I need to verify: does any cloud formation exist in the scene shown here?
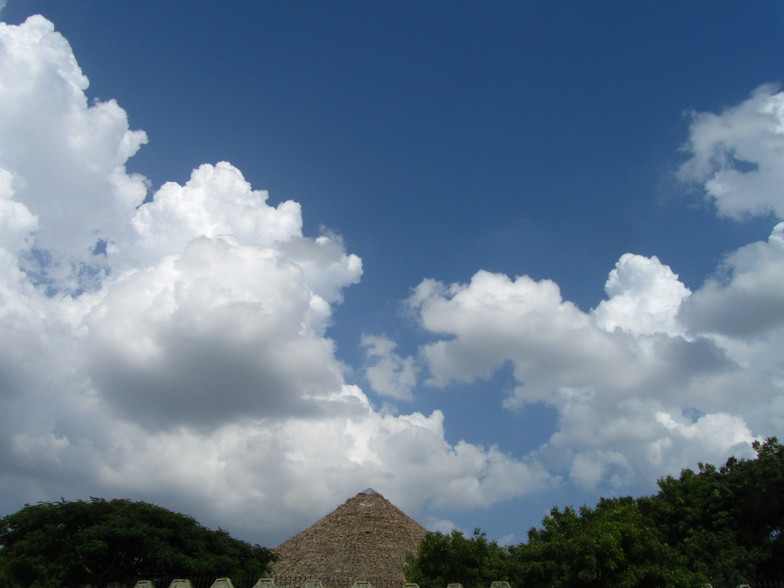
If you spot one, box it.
[679,223,784,338]
[361,334,418,400]
[0,15,552,544]
[404,88,784,493]
[678,84,784,220]
[2,14,783,548]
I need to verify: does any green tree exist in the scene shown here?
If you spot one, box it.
[406,439,784,588]
[406,528,511,588]
[0,497,275,588]
[646,437,784,583]
[511,497,696,588]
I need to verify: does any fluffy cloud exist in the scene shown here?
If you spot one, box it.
[678,84,784,219]
[361,334,418,400]
[128,163,302,265]
[405,90,784,494]
[410,266,774,490]
[3,11,783,548]
[679,222,784,338]
[0,15,148,290]
[0,15,551,545]
[407,265,760,490]
[85,236,356,429]
[593,253,691,337]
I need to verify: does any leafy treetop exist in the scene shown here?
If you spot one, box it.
[0,497,275,588]
[406,438,784,588]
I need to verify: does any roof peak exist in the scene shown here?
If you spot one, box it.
[273,487,427,582]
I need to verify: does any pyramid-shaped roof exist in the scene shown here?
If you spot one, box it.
[272,489,427,587]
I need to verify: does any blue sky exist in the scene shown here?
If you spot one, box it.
[1,1,784,547]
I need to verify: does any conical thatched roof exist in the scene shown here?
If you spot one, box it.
[272,489,427,588]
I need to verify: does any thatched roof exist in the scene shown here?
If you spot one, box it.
[272,489,427,588]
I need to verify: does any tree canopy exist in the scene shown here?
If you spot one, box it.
[406,438,784,588]
[405,528,510,588]
[0,497,275,588]
[647,437,784,582]
[513,496,696,588]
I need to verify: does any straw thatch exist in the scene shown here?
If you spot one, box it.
[272,489,427,588]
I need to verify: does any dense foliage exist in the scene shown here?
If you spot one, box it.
[647,437,784,583]
[406,528,510,588]
[0,497,275,588]
[407,438,784,587]
[512,497,696,587]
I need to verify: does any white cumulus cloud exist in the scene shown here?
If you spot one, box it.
[400,84,784,496]
[679,222,784,338]
[361,334,418,400]
[407,264,761,490]
[402,85,784,494]
[678,84,784,220]
[0,15,148,291]
[407,173,784,493]
[3,11,783,548]
[593,253,691,337]
[0,15,553,545]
